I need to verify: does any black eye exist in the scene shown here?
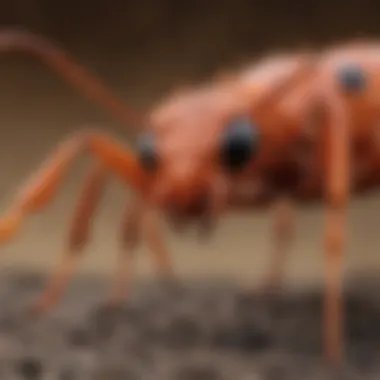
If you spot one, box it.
[336,64,367,94]
[136,133,158,172]
[220,116,260,173]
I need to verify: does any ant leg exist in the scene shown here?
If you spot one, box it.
[142,207,175,281]
[320,85,350,367]
[107,197,143,305]
[262,197,295,293]
[323,199,347,367]
[0,130,149,242]
[29,162,109,315]
[0,130,150,314]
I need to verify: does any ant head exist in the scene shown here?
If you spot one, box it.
[133,83,262,227]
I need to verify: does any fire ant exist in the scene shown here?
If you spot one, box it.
[0,29,376,367]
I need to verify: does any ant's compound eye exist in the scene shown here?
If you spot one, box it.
[336,64,367,94]
[136,133,158,172]
[220,116,260,173]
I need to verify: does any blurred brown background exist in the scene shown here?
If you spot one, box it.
[0,0,379,288]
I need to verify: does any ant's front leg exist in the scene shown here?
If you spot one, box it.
[29,162,109,315]
[0,129,149,242]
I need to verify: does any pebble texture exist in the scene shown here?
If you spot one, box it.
[0,272,378,379]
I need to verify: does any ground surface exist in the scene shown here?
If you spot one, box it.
[0,272,377,380]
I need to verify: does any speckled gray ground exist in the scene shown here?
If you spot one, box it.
[0,272,377,380]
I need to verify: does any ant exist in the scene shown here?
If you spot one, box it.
[0,29,376,368]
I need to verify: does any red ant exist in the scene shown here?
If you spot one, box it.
[0,29,376,368]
